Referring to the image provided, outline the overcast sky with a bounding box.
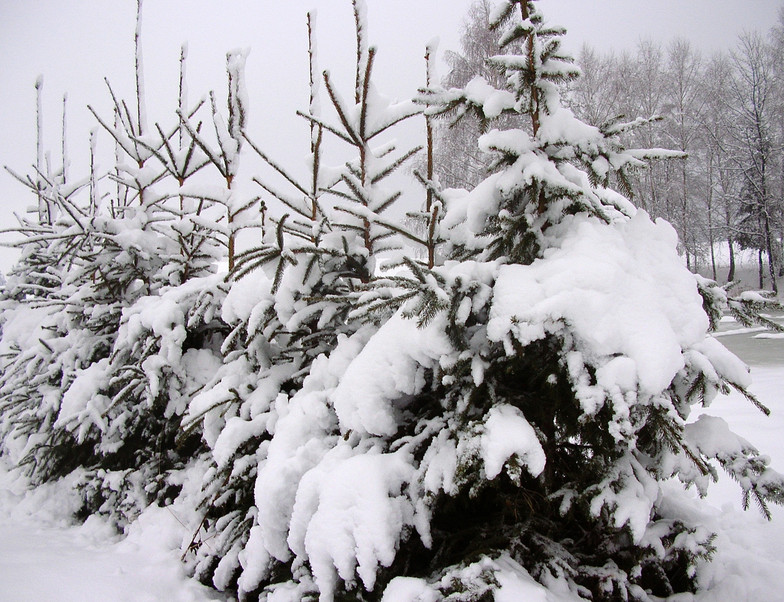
[0,0,781,273]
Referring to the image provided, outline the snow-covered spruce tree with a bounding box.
[61,75,231,525]
[177,47,254,274]
[179,13,333,588]
[0,8,231,528]
[179,4,436,594]
[182,1,784,600]
[0,117,95,485]
[401,1,784,598]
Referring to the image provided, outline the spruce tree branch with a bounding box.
[373,190,402,215]
[296,111,355,146]
[334,204,427,247]
[367,106,423,140]
[252,178,311,220]
[359,47,376,140]
[177,109,229,179]
[3,165,39,193]
[370,146,423,184]
[339,172,370,207]
[230,196,261,223]
[243,132,310,198]
[87,105,136,159]
[323,71,361,146]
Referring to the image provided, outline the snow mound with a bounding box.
[487,211,710,395]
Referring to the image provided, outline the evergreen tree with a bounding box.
[2,3,784,601]
[0,8,230,527]
[180,3,428,593]
[208,1,784,600]
[0,163,226,523]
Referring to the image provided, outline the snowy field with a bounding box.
[0,474,225,602]
[0,315,783,601]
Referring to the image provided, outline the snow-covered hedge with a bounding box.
[2,1,784,601]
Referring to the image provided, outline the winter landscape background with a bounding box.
[1,0,784,600]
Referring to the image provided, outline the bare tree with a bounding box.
[699,53,744,281]
[769,5,784,278]
[728,32,780,292]
[665,39,704,269]
[571,45,625,127]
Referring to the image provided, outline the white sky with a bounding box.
[0,0,780,273]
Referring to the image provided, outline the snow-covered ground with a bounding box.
[682,314,784,600]
[0,315,783,601]
[0,471,225,602]
[687,364,784,601]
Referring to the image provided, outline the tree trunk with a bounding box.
[227,176,234,273]
[707,155,717,280]
[759,247,765,290]
[727,237,736,282]
[764,211,778,294]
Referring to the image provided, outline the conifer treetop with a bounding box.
[418,0,685,265]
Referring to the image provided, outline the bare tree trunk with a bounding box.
[707,156,717,280]
[764,210,779,293]
[779,222,784,277]
[759,247,765,289]
[727,237,736,282]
